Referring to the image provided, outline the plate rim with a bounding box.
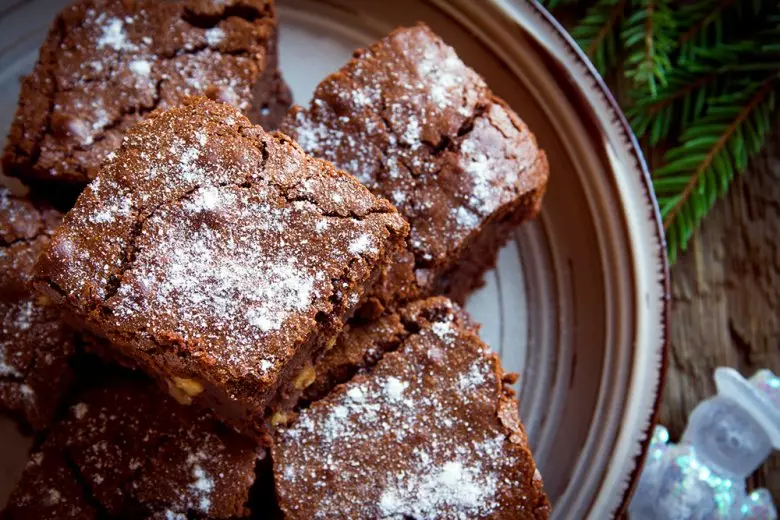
[506,0,671,515]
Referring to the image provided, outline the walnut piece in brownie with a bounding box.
[273,297,550,519]
[3,0,291,186]
[2,376,261,519]
[281,23,549,305]
[0,187,76,432]
[33,97,409,440]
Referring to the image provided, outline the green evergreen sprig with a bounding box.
[655,75,776,263]
[676,0,765,63]
[571,0,627,74]
[542,0,780,263]
[625,41,775,144]
[545,0,581,9]
[622,0,677,97]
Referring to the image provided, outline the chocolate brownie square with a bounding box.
[3,0,291,187]
[273,296,550,519]
[0,187,76,431]
[33,97,409,439]
[281,23,549,305]
[2,376,261,519]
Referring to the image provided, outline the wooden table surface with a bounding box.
[654,115,780,501]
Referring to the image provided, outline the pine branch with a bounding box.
[549,0,780,264]
[676,0,770,62]
[654,76,777,263]
[570,0,628,75]
[676,0,735,55]
[626,41,778,143]
[622,0,677,97]
[542,0,580,9]
[758,14,780,52]
[628,66,725,144]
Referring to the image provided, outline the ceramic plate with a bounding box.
[0,0,669,517]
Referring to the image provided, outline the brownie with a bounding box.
[273,296,550,519]
[301,296,477,404]
[3,0,291,187]
[2,376,262,519]
[32,97,409,440]
[281,23,549,305]
[0,187,76,431]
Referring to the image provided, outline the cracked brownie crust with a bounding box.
[0,187,76,431]
[281,23,549,305]
[273,296,550,519]
[3,376,261,519]
[3,0,290,186]
[33,97,409,439]
[301,296,477,404]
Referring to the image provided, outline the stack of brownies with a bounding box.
[0,0,551,518]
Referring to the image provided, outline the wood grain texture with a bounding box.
[654,114,780,501]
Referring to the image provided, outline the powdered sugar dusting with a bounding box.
[457,362,488,391]
[290,105,378,188]
[183,185,224,213]
[19,384,35,401]
[379,459,498,519]
[96,17,137,52]
[101,162,394,373]
[0,346,21,377]
[459,135,518,217]
[157,431,253,516]
[431,320,455,343]
[10,300,34,332]
[205,27,225,46]
[186,453,215,512]
[72,403,89,420]
[169,51,254,112]
[0,192,74,431]
[348,233,377,255]
[89,103,111,140]
[129,59,151,77]
[453,206,479,230]
[383,376,408,401]
[110,186,323,367]
[245,261,315,333]
[89,194,132,224]
[415,46,475,112]
[400,118,421,147]
[275,303,534,518]
[314,220,329,233]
